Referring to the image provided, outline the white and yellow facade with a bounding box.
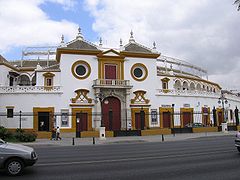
[0,29,240,138]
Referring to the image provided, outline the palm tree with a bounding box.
[234,0,240,11]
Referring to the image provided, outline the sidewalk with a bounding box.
[23,131,237,147]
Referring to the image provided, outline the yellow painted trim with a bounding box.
[69,104,95,107]
[141,128,171,136]
[159,107,174,128]
[43,72,55,77]
[130,63,148,81]
[80,131,99,138]
[6,106,15,108]
[0,62,19,71]
[180,108,194,128]
[192,127,218,133]
[120,51,160,59]
[131,108,149,130]
[98,58,124,80]
[216,108,223,126]
[56,48,101,63]
[72,108,93,132]
[71,60,91,80]
[162,74,221,90]
[202,107,210,126]
[33,107,54,132]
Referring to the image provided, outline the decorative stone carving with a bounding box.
[71,89,92,104]
[131,90,150,104]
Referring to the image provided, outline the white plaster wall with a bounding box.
[0,65,11,86]
[0,94,61,128]
[59,54,98,106]
[124,57,158,104]
[36,71,61,86]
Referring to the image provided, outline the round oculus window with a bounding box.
[133,68,143,78]
[71,60,91,79]
[131,63,148,81]
[76,65,86,76]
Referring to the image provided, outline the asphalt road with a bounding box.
[1,135,240,180]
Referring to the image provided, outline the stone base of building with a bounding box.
[141,128,171,136]
[192,127,218,133]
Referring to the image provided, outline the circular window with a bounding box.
[76,65,86,76]
[131,63,148,81]
[71,60,91,79]
[134,68,143,78]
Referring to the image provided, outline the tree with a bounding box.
[234,0,240,11]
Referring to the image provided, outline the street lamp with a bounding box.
[218,92,228,132]
[218,92,228,123]
[95,91,105,127]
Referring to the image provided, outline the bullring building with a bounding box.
[0,28,240,138]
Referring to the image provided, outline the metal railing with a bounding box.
[0,86,62,94]
[93,79,132,88]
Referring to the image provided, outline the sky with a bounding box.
[0,0,239,90]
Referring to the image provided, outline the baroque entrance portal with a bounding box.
[102,96,121,131]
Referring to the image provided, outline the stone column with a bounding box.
[125,89,131,130]
[94,88,101,129]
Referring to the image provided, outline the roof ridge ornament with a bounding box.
[59,34,66,47]
[99,37,103,47]
[129,30,135,43]
[76,27,83,40]
[152,41,158,53]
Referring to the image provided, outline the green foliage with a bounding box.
[0,127,36,142]
[14,129,37,142]
[0,126,13,140]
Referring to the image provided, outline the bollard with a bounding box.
[93,137,95,145]
[162,134,164,142]
[72,137,75,146]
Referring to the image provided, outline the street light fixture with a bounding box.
[218,92,228,123]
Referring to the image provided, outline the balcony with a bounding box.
[93,79,132,89]
[0,86,62,94]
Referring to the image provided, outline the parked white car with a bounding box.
[0,139,38,176]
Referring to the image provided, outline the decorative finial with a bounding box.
[129,30,135,43]
[61,34,64,43]
[153,41,156,49]
[76,26,83,40]
[152,41,158,53]
[120,38,123,47]
[99,37,102,46]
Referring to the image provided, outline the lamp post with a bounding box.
[218,92,228,131]
[95,91,106,139]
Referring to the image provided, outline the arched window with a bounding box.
[32,75,36,86]
[190,82,195,90]
[174,80,181,90]
[196,83,201,91]
[182,81,188,91]
[18,75,30,86]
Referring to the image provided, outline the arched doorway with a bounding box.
[102,96,121,131]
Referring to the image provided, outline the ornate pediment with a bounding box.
[71,89,92,104]
[131,90,150,104]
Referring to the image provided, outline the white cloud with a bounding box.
[0,0,78,53]
[84,0,240,89]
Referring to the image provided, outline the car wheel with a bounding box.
[238,147,240,152]
[5,158,24,176]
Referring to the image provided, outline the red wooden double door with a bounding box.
[102,97,121,131]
